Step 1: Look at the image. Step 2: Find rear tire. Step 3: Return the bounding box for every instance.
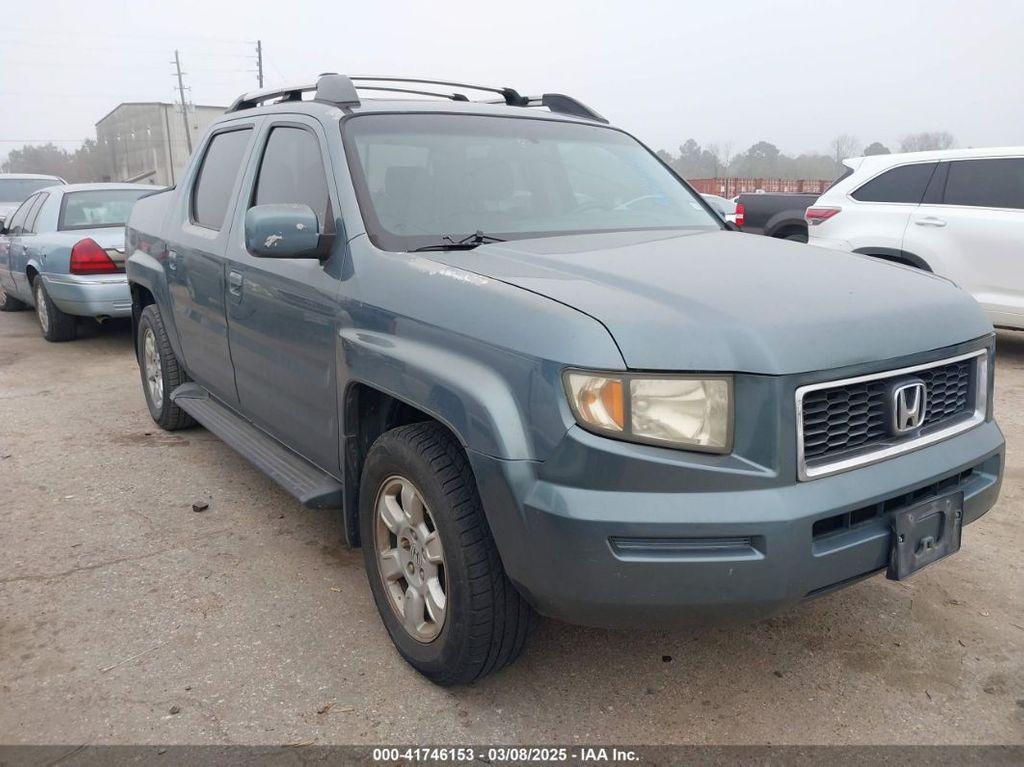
[33,277,76,342]
[0,281,26,312]
[784,233,808,243]
[137,304,195,431]
[360,422,534,686]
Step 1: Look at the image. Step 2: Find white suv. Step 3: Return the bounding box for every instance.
[807,147,1024,329]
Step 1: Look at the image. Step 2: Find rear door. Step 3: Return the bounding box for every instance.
[1,194,42,300]
[166,123,258,404]
[905,156,1024,326]
[223,118,343,473]
[847,161,938,254]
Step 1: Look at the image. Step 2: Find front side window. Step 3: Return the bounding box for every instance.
[192,128,252,229]
[344,114,719,251]
[253,126,331,226]
[59,189,151,230]
[943,158,1024,209]
[851,162,937,204]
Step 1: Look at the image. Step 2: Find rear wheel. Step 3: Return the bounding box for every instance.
[360,422,534,685]
[33,277,76,342]
[137,304,195,430]
[784,233,808,243]
[0,281,26,312]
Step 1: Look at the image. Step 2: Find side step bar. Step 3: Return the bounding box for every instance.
[171,383,343,510]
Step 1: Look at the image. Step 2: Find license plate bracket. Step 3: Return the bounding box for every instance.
[886,490,964,581]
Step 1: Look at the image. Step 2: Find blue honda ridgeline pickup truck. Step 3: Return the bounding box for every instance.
[125,75,1004,685]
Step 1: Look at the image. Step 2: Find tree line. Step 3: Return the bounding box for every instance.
[2,130,959,184]
[657,131,957,180]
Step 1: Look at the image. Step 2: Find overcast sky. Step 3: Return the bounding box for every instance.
[1,0,1021,162]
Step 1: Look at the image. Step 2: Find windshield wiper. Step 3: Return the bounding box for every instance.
[411,230,506,252]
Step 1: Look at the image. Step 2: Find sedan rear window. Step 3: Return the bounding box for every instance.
[58,189,151,231]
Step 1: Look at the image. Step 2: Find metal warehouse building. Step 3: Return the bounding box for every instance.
[95,102,225,186]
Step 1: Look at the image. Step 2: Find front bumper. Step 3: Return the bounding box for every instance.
[40,273,131,318]
[470,420,1003,628]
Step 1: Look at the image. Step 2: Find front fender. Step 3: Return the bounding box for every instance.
[339,328,547,460]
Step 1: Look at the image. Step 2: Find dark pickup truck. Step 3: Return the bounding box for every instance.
[737,192,818,242]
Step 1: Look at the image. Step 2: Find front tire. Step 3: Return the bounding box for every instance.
[0,280,26,312]
[33,277,76,342]
[137,304,195,430]
[360,422,534,685]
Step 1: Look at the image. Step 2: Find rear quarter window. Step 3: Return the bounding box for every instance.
[851,162,937,203]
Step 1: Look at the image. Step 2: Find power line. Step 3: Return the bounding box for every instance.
[172,50,194,154]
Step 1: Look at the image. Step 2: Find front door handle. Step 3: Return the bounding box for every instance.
[228,270,243,296]
[915,217,947,227]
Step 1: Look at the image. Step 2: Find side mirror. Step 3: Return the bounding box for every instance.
[244,204,332,259]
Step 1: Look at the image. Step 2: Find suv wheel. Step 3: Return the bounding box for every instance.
[360,422,534,685]
[137,304,195,430]
[0,281,26,312]
[33,277,76,342]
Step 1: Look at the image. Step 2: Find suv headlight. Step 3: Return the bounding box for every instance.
[563,370,733,453]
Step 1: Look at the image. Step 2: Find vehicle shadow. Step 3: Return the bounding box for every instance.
[995,328,1024,364]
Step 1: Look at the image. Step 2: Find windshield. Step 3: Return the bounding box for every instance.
[0,178,59,203]
[58,189,151,230]
[344,114,719,251]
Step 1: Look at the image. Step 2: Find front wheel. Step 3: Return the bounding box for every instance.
[360,422,534,685]
[137,304,195,430]
[33,277,76,342]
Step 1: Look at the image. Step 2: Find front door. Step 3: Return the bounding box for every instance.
[223,118,344,474]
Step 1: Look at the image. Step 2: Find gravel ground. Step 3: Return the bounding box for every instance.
[0,309,1021,745]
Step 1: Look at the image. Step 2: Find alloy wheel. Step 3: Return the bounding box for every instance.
[374,475,447,643]
[143,327,164,409]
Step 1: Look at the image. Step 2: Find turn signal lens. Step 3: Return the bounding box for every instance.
[566,373,625,432]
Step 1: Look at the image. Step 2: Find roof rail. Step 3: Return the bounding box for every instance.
[226,73,607,123]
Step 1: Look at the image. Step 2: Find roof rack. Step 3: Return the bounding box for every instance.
[226,74,608,123]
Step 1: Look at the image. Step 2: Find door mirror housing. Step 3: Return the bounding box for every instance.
[244,204,332,259]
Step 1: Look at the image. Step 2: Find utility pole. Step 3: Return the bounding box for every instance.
[173,50,193,155]
[256,40,264,88]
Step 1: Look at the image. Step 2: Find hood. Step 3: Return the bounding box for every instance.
[427,230,992,375]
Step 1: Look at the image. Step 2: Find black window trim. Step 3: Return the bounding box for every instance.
[848,159,939,205]
[928,156,1024,211]
[189,124,256,232]
[248,119,336,234]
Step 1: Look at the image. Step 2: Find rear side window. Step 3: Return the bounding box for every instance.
[851,162,937,203]
[192,128,252,229]
[24,192,49,233]
[4,196,35,235]
[943,158,1024,209]
[253,126,331,226]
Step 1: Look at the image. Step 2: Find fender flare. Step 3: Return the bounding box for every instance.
[764,213,808,238]
[126,250,186,363]
[852,247,933,272]
[338,327,536,461]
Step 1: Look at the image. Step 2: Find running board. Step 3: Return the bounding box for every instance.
[171,384,343,510]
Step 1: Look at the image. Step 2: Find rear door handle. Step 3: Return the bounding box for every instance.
[915,217,947,227]
[228,270,244,296]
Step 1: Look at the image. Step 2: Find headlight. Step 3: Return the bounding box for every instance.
[564,370,732,453]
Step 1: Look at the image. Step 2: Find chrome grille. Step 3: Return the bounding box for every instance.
[796,350,986,480]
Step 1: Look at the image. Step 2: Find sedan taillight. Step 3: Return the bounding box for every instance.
[70,239,119,275]
[805,207,841,225]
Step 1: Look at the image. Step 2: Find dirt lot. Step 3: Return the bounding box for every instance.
[0,309,1021,746]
